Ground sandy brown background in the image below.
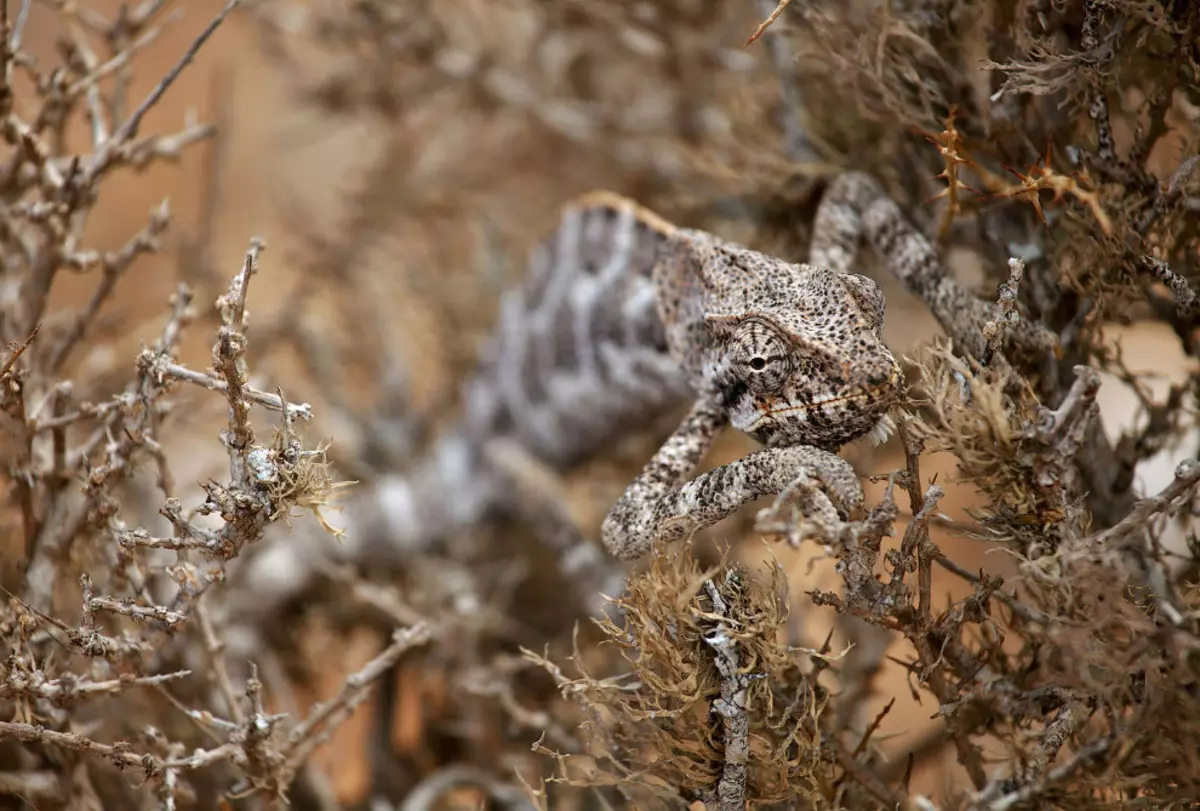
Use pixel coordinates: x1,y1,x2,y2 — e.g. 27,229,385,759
17,1,1197,804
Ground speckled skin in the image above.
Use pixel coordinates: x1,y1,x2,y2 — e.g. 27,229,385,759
226,170,993,644
600,175,907,559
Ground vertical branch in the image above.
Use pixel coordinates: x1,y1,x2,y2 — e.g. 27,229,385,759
748,0,815,163
214,239,264,475
701,576,753,811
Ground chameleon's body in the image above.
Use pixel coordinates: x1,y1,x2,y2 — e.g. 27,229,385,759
464,191,692,470
225,171,987,634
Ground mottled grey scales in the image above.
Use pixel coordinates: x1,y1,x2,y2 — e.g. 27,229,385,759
227,171,1013,638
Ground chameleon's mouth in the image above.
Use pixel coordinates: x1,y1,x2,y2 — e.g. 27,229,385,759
767,389,876,419
744,397,868,435
767,367,901,419
738,367,902,438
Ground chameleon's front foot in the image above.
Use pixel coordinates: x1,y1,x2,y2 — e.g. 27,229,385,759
601,441,865,561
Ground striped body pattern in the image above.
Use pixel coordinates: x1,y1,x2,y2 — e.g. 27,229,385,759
461,193,694,468
225,194,702,631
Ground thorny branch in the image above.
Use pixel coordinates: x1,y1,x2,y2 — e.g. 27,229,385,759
237,0,1200,807
2,230,360,803
699,575,753,811
4,0,1200,808
281,624,432,785
153,360,313,419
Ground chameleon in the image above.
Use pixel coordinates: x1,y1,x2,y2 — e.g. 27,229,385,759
220,170,1003,637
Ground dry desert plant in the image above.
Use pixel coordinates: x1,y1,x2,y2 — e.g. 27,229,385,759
1,1,1198,810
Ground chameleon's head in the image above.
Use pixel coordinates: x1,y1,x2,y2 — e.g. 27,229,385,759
693,241,904,450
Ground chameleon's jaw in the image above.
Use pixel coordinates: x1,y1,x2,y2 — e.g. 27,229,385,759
732,368,903,450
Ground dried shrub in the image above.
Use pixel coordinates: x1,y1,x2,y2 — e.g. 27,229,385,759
2,0,1199,809
528,546,827,809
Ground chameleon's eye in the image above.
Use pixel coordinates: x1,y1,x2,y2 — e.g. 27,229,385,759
733,320,792,394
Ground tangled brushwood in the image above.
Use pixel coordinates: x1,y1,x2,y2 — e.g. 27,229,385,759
2,0,1199,809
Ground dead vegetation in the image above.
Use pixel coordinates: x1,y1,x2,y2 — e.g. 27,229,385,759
1,0,1198,809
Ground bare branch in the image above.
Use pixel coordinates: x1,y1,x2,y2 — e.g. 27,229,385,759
149,359,313,420
282,624,432,778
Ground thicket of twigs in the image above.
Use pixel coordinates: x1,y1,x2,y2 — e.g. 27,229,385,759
1,0,1198,809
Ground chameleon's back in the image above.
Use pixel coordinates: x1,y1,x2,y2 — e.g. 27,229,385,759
221,195,694,642
225,173,916,640
460,193,694,468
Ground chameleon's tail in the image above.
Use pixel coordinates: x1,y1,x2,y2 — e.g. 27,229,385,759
218,428,501,651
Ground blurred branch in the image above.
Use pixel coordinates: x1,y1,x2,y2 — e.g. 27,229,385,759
281,624,432,782
748,0,814,163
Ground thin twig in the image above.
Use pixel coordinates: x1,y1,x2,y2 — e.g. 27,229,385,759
282,624,432,776
196,597,244,725
748,0,814,163
0,721,164,774
153,360,312,419
82,0,241,183
0,669,189,701
701,576,752,811
746,0,796,46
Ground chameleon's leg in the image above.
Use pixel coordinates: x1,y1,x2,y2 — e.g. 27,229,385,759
810,170,994,359
600,397,864,560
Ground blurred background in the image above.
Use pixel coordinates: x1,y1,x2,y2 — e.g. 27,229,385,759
12,0,1197,807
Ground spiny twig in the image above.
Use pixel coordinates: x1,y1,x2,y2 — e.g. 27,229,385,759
700,575,753,811
745,0,797,46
